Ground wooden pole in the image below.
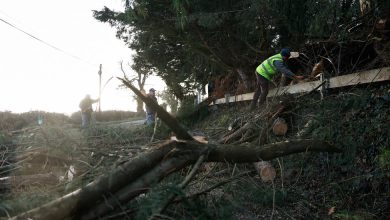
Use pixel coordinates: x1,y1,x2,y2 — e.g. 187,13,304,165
98,64,102,112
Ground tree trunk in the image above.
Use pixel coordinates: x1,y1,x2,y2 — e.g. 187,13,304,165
136,96,144,113
236,68,251,91
80,153,195,220
119,77,194,140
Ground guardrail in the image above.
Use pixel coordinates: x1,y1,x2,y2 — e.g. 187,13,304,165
212,67,390,105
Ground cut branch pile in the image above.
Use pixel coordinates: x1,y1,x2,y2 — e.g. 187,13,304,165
219,98,288,145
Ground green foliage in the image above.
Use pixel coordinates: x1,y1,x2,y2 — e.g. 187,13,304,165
180,85,389,219
235,180,287,207
276,86,390,218
83,117,172,144
377,0,390,16
133,174,234,220
333,210,376,220
176,96,196,117
0,132,11,145
295,87,389,166
85,124,148,143
1,190,61,217
0,189,53,217
159,89,179,115
175,95,210,126
93,0,387,102
134,178,181,219
379,149,390,169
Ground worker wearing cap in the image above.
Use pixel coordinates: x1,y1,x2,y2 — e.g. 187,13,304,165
145,88,158,125
79,94,99,127
250,48,304,110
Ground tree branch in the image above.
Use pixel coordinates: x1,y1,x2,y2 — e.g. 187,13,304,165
118,77,194,140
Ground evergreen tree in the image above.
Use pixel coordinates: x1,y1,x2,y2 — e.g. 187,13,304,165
93,0,385,99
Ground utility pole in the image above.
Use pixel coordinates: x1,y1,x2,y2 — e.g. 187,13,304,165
98,64,102,112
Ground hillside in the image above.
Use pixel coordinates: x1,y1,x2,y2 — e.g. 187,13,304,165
0,82,388,219
192,83,390,219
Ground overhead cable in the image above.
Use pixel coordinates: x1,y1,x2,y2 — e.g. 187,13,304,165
0,17,95,66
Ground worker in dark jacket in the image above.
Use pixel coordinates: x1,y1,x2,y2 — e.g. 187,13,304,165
250,48,304,110
145,88,158,125
79,94,99,127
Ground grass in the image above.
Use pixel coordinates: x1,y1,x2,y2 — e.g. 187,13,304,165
0,118,157,218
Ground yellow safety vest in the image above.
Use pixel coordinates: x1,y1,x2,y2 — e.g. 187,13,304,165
256,53,283,81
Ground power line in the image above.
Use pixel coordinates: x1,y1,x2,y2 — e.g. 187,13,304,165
0,16,96,66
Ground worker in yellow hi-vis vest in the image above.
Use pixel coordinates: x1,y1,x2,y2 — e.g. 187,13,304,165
251,48,304,110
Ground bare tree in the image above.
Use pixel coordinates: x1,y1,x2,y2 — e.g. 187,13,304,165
120,61,149,113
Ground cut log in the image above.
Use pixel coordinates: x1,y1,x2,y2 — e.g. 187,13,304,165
310,58,324,79
254,161,276,182
259,104,286,145
272,117,288,136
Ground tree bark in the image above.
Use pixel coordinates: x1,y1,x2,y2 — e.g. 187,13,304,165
10,139,340,220
80,153,196,220
136,96,145,113
236,68,251,91
208,139,340,162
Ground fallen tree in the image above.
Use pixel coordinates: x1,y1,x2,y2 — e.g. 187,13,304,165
10,78,341,220
10,139,340,220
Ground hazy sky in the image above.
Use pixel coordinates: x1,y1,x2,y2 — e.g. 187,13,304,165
0,0,164,114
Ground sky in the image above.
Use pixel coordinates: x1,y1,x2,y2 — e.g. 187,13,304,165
0,0,165,114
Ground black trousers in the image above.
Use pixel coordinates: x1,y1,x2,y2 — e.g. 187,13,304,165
251,72,269,108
